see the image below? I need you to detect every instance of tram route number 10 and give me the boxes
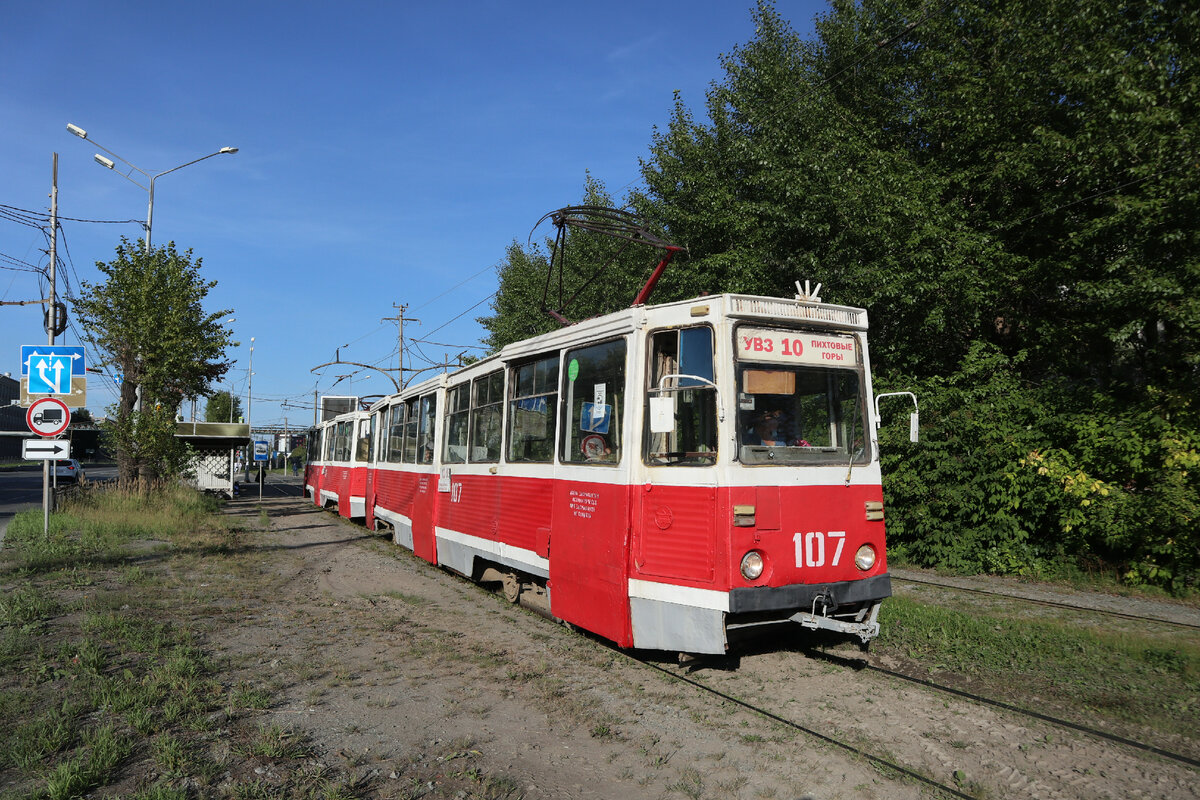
[793,531,846,568]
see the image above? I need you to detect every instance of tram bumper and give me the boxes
[727,572,892,645]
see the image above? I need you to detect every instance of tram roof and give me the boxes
[368,292,869,407]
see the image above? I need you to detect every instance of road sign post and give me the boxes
[253,439,269,502]
[24,396,73,536]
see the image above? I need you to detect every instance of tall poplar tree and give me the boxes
[75,238,234,482]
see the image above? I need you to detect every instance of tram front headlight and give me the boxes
[740,550,764,581]
[854,544,877,571]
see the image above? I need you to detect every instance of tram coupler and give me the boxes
[790,599,882,645]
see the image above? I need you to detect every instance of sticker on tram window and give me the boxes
[793,531,846,568]
[580,402,611,434]
[739,327,857,366]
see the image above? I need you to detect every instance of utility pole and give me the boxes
[44,154,59,530]
[382,303,418,388]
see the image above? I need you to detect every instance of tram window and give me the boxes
[507,355,559,463]
[562,339,625,464]
[387,403,404,462]
[417,394,438,464]
[443,384,469,464]
[334,421,351,462]
[645,327,718,466]
[470,370,503,462]
[356,418,372,463]
[737,366,868,465]
[402,397,419,463]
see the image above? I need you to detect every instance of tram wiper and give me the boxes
[844,396,860,487]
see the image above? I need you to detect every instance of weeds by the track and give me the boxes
[877,594,1200,751]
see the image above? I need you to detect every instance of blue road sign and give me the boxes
[253,439,270,462]
[21,345,85,396]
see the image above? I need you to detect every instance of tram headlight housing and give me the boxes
[740,550,765,581]
[854,544,877,571]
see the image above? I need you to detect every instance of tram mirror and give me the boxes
[909,411,920,443]
[650,396,676,433]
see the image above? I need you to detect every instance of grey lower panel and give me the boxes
[434,537,550,582]
[393,521,413,551]
[629,596,727,654]
[437,537,475,578]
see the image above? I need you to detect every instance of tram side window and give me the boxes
[469,370,503,462]
[417,394,438,464]
[645,326,718,466]
[507,355,559,463]
[402,397,419,463]
[355,418,372,463]
[322,426,334,461]
[562,339,626,464]
[442,384,469,464]
[308,429,321,465]
[387,403,404,462]
[335,421,351,462]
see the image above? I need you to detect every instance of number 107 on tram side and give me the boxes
[356,291,917,655]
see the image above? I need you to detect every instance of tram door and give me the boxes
[635,326,719,583]
[547,339,633,647]
[410,393,439,564]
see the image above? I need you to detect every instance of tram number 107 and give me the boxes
[793,531,846,568]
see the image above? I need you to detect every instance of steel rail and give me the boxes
[892,575,1200,631]
[806,649,1200,771]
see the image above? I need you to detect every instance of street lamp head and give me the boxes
[66,123,87,139]
[219,147,238,154]
[94,154,115,169]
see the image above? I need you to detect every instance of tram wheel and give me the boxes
[502,572,521,604]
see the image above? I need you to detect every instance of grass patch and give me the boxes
[876,594,1200,747]
[0,484,283,798]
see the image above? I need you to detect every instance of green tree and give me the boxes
[626,0,1200,588]
[75,238,234,482]
[205,390,243,423]
[481,1,1199,588]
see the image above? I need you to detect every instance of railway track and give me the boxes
[638,655,979,800]
[891,570,1200,630]
[620,571,1200,797]
[635,644,1199,800]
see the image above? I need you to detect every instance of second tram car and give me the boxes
[306,292,903,654]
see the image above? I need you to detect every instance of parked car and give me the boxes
[53,459,85,484]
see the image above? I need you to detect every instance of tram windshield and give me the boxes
[736,328,869,466]
[645,326,718,466]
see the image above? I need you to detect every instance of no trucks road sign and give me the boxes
[26,397,71,437]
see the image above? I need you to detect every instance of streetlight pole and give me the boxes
[66,123,237,252]
[247,337,255,484]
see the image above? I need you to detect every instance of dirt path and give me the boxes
[208,482,1198,799]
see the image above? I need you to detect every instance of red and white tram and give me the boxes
[307,291,902,655]
[305,409,371,520]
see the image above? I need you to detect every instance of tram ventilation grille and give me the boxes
[728,296,868,329]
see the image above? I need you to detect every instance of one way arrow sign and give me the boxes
[22,439,71,460]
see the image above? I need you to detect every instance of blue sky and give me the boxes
[2,1,823,430]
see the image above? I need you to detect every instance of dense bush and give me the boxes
[879,345,1199,591]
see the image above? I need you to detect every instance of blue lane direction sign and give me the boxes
[21,345,87,406]
[22,345,85,394]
